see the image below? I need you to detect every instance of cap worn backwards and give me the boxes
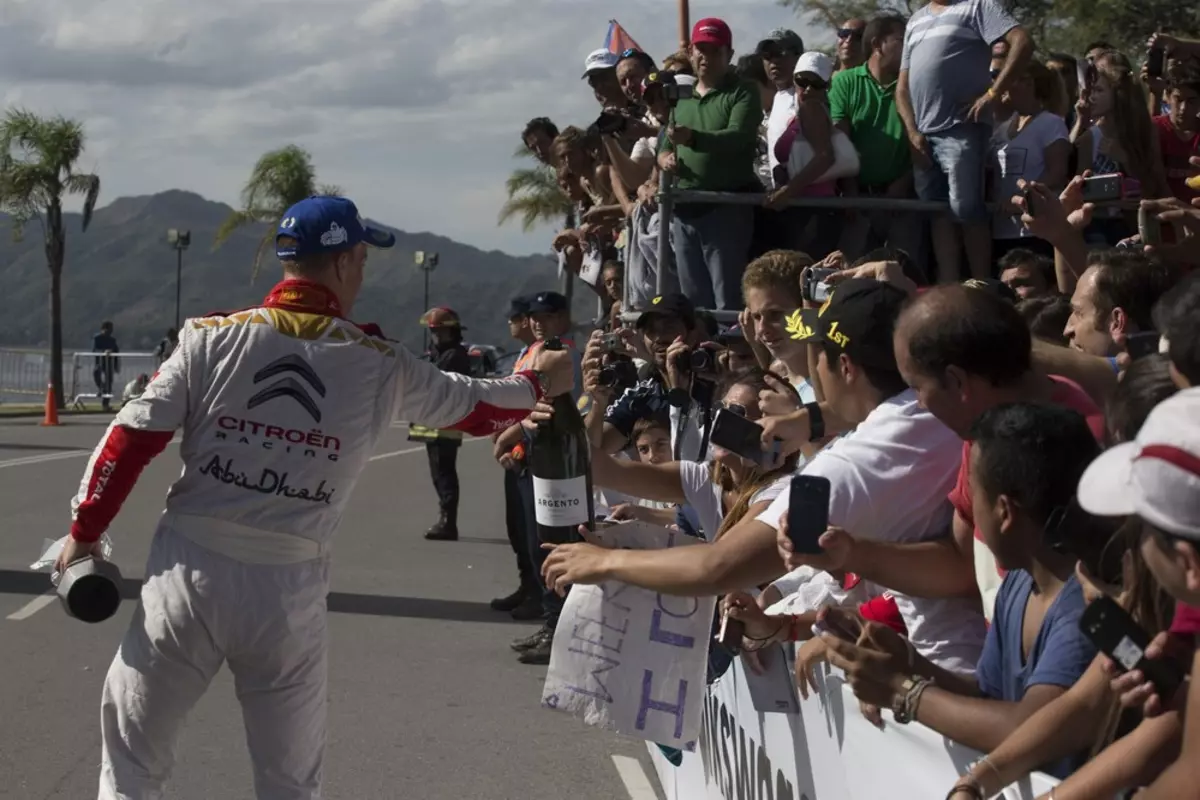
[276,196,396,260]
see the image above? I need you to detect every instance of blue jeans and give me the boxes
[671,203,755,310]
[914,122,990,223]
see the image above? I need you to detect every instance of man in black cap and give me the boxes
[499,290,588,662]
[582,292,709,461]
[490,296,545,618]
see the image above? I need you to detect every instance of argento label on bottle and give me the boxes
[533,475,589,526]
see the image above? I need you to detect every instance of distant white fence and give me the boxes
[0,348,160,407]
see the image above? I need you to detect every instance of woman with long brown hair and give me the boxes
[1073,50,1171,244]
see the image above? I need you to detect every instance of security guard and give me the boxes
[409,306,472,540]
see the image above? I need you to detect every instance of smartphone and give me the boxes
[1080,173,1125,203]
[1126,331,1161,360]
[812,608,861,642]
[803,267,838,304]
[786,475,831,555]
[1147,47,1165,79]
[716,609,745,652]
[1079,596,1184,701]
[1022,187,1039,217]
[710,408,768,464]
[1138,204,1162,246]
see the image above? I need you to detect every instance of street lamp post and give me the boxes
[414,250,439,352]
[167,229,192,330]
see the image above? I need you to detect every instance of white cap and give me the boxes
[793,51,835,83]
[1077,387,1200,539]
[582,49,619,78]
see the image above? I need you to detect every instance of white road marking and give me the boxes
[611,755,661,800]
[369,436,486,462]
[0,437,177,470]
[6,592,57,621]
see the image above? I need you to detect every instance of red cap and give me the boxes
[691,17,732,49]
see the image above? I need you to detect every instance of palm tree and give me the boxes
[0,108,101,410]
[213,144,342,283]
[497,161,571,232]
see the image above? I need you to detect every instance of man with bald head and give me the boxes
[789,283,1105,621]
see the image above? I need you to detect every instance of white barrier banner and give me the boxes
[650,650,1061,800]
[541,522,715,750]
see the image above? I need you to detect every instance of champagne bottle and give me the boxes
[530,338,594,545]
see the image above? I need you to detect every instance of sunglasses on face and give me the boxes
[794,77,828,91]
[837,28,863,40]
[722,402,749,418]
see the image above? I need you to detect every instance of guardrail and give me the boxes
[643,175,1140,300]
[69,351,160,408]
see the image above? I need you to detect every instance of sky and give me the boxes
[0,0,829,257]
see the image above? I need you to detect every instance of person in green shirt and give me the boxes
[829,15,923,264]
[657,17,763,310]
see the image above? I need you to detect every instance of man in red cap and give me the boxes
[659,17,762,311]
[409,306,472,540]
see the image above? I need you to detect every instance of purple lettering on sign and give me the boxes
[572,616,626,654]
[564,649,619,703]
[649,594,700,648]
[636,669,688,740]
[604,582,635,613]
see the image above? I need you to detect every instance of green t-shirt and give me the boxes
[828,64,910,188]
[659,74,763,192]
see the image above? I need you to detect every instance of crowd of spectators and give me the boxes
[481,4,1200,794]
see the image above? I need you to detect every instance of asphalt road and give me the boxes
[0,416,663,800]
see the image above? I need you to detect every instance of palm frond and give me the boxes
[250,228,276,285]
[65,173,101,231]
[213,208,262,250]
[317,183,343,197]
[241,144,319,212]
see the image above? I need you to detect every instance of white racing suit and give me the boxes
[69,280,546,799]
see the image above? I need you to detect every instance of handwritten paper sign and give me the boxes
[541,521,715,750]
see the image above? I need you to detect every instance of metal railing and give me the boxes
[69,351,160,408]
[0,348,50,403]
[618,174,1141,321]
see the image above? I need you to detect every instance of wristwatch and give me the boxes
[892,676,932,724]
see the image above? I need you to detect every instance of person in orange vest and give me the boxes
[409,306,472,540]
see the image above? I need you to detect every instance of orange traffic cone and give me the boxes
[41,384,60,427]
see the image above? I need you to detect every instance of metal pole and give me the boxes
[655,173,675,298]
[174,247,182,330]
[678,0,690,52]
[422,267,430,352]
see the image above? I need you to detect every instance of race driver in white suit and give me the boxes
[54,195,573,800]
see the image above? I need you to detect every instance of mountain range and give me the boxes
[0,190,590,355]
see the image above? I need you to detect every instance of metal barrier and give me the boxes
[69,351,160,409]
[0,348,50,404]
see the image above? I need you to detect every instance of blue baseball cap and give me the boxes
[276,196,396,260]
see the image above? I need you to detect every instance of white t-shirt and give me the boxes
[756,389,987,674]
[679,460,788,542]
[991,111,1069,240]
[669,404,709,463]
[766,88,797,182]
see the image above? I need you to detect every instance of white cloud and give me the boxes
[0,0,828,255]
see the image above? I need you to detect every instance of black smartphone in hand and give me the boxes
[787,475,831,555]
[1079,596,1184,701]
[710,408,774,465]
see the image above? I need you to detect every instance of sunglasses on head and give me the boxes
[794,76,828,91]
[837,28,863,40]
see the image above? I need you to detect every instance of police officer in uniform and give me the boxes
[409,307,472,540]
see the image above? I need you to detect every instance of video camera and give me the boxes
[644,71,694,106]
